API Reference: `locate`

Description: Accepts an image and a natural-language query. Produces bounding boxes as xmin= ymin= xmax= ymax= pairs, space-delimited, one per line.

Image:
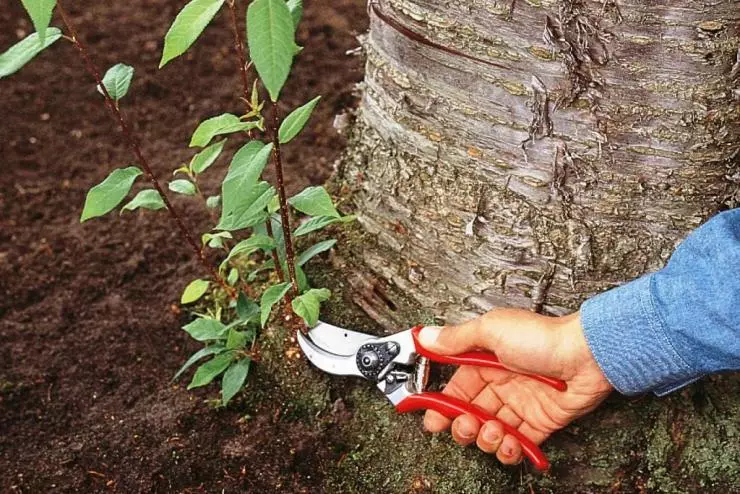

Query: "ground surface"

xmin=1 ymin=0 xmax=367 ymax=492
xmin=3 ymin=2 xmax=740 ymax=493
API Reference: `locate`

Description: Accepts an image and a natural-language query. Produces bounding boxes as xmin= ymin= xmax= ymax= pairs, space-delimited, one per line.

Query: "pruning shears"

xmin=297 ymin=322 xmax=567 ymax=471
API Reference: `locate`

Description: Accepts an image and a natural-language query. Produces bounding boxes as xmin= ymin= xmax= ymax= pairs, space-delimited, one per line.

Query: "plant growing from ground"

xmin=2 ymin=0 xmax=353 ymax=406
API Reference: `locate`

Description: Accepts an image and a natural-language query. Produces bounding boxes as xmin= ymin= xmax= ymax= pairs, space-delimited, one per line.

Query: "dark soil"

xmin=0 ymin=1 xmax=367 ymax=492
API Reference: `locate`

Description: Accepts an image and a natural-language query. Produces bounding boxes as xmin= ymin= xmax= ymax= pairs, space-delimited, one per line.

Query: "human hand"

xmin=421 ymin=308 xmax=612 ymax=465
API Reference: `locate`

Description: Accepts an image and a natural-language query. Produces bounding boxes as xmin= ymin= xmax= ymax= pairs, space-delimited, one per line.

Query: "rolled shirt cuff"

xmin=580 ymin=275 xmax=700 ymax=396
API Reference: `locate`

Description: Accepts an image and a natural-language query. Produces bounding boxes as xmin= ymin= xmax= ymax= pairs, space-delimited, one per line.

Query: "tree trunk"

xmin=334 ymin=0 xmax=739 ymax=490
xmin=340 ymin=0 xmax=738 ymax=324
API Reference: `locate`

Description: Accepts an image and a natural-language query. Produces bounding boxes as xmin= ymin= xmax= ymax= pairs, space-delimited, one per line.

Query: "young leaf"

xmin=295 ymin=264 xmax=309 ymax=293
xmin=97 ymin=63 xmax=135 ymax=101
xmin=221 ymin=358 xmax=250 ymax=405
xmin=222 ymin=233 xmax=275 ymax=267
xmin=187 ymin=351 xmax=234 ymax=389
xmin=203 ymin=231 xmax=232 ymax=249
xmin=190 ymin=113 xmax=258 ymax=148
xmin=286 ymin=0 xmax=303 ymax=28
xmin=291 ymin=288 xmax=331 ymax=327
xmin=160 ymin=0 xmax=226 ymax=68
xmin=80 ymin=166 xmax=142 ymax=222
xmin=227 ymin=267 xmax=239 ymax=285
xmin=260 ymin=282 xmax=291 ymax=327
xmin=225 ymin=329 xmax=248 ymax=350
xmin=0 ymin=28 xmax=62 ymax=79
xmin=289 ymin=186 xmax=339 ymax=218
xmin=278 ymin=96 xmax=320 ymax=144
xmin=237 ymin=293 xmax=260 ymax=322
xmin=121 ymin=189 xmax=165 ymax=212
xmin=169 ymin=179 xmax=197 ymax=196
xmin=20 ymin=0 xmax=56 ymax=44
xmin=297 ymin=239 xmax=336 ymax=266
xmin=268 ymin=194 xmax=280 ymax=213
xmin=182 ymin=317 xmax=228 ymax=341
xmin=218 ymin=184 xmax=273 ymax=232
xmin=246 ymin=0 xmax=296 ymax=102
xmin=173 ymin=344 xmax=226 ymax=381
xmin=206 ymin=195 xmax=221 ymax=209
xmin=181 ymin=279 xmax=210 ymax=304
xmin=293 ymin=215 xmax=339 ymax=236
xmin=188 ymin=139 xmax=225 ymax=175
xmin=218 ymin=142 xmax=274 ymax=229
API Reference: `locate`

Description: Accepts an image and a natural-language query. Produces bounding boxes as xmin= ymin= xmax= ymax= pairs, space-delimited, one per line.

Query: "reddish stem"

xmin=57 ymin=2 xmax=236 ymax=299
xmin=226 ymin=0 xmax=285 ymax=283
xmin=270 ymin=103 xmax=299 ymax=296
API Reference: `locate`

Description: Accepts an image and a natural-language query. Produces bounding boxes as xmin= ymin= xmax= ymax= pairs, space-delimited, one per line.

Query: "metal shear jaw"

xmin=296 ymin=324 xmax=426 ymax=405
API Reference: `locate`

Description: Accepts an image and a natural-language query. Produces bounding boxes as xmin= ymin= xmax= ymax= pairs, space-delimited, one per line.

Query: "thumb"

xmin=417 ymin=309 xmax=567 ymax=377
xmin=417 ymin=317 xmax=495 ymax=356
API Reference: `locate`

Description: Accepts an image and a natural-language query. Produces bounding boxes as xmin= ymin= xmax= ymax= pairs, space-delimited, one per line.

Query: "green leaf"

xmin=294 ymin=214 xmax=354 ymax=236
xmin=286 ymin=0 xmax=303 ymax=28
xmin=222 ymin=233 xmax=275 ymax=268
xmin=190 ymin=139 xmax=226 ymax=174
xmin=295 ymin=264 xmax=309 ymax=292
xmin=181 ymin=279 xmax=210 ymax=304
xmin=217 ymin=142 xmax=274 ymax=230
xmin=237 ymin=293 xmax=260 ymax=322
xmin=225 ymin=329 xmax=248 ymax=350
xmin=297 ymin=239 xmax=336 ymax=266
xmin=289 ymin=186 xmax=339 ymax=218
xmin=202 ymin=231 xmax=232 ymax=249
xmin=293 ymin=215 xmax=338 ymax=236
xmin=246 ymin=0 xmax=296 ymax=102
xmin=279 ymin=96 xmax=320 ymax=144
xmin=121 ymin=189 xmax=165 ymax=212
xmin=0 ymin=28 xmax=62 ymax=79
xmin=173 ymin=344 xmax=226 ymax=381
xmin=206 ymin=195 xmax=221 ymax=209
xmin=169 ymin=179 xmax=197 ymax=196
xmin=268 ymin=194 xmax=280 ymax=213
xmin=187 ymin=351 xmax=234 ymax=389
xmin=20 ymin=0 xmax=56 ymax=44
xmin=190 ymin=113 xmax=258 ymax=148
xmin=97 ymin=63 xmax=135 ymax=101
xmin=80 ymin=166 xmax=142 ymax=222
xmin=182 ymin=317 xmax=228 ymax=341
xmin=260 ymin=282 xmax=291 ymax=327
xmin=221 ymin=358 xmax=250 ymax=405
xmin=160 ymin=0 xmax=226 ymax=68
xmin=291 ymin=288 xmax=330 ymax=327
xmin=227 ymin=267 xmax=239 ymax=285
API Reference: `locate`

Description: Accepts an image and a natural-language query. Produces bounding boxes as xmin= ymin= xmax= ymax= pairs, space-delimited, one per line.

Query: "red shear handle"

xmin=396 ymin=392 xmax=550 ymax=471
xmin=411 ymin=326 xmax=567 ymax=392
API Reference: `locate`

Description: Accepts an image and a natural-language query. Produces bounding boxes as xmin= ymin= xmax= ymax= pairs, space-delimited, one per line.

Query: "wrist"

xmin=556 ymin=312 xmax=613 ymax=391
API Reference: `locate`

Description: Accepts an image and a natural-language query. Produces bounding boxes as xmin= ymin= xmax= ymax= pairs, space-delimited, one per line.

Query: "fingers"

xmin=450 ymin=414 xmax=480 ymax=446
xmin=424 ymin=366 xmax=487 ymax=433
xmin=496 ymin=434 xmax=523 ymax=465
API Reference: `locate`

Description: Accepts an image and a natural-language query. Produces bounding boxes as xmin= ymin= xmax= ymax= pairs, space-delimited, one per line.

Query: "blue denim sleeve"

xmin=580 ymin=208 xmax=740 ymax=396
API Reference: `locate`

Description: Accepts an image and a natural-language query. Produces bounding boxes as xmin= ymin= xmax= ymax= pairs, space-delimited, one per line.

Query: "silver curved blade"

xmin=307 ymin=321 xmax=374 ymax=356
xmin=297 ymin=331 xmax=364 ymax=378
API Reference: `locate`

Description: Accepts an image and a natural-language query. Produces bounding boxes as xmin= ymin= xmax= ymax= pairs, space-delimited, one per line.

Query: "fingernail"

xmin=418 ymin=326 xmax=442 ymax=347
xmin=482 ymin=426 xmax=499 ymax=444
xmin=456 ymin=424 xmax=475 ymax=440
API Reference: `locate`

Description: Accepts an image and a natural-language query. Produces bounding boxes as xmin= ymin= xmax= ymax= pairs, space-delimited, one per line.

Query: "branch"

xmin=57 ymin=1 xmax=236 ymax=299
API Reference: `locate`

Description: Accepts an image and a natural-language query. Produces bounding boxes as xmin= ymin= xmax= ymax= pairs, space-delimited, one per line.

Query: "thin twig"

xmin=270 ymin=103 xmax=299 ymax=296
xmin=226 ymin=0 xmax=285 ymax=283
xmin=57 ymin=1 xmax=236 ymax=299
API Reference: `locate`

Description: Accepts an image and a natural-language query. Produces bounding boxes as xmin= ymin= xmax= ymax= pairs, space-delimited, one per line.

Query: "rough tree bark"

xmin=333 ymin=0 xmax=739 ymax=490
xmin=340 ymin=0 xmax=738 ymax=324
